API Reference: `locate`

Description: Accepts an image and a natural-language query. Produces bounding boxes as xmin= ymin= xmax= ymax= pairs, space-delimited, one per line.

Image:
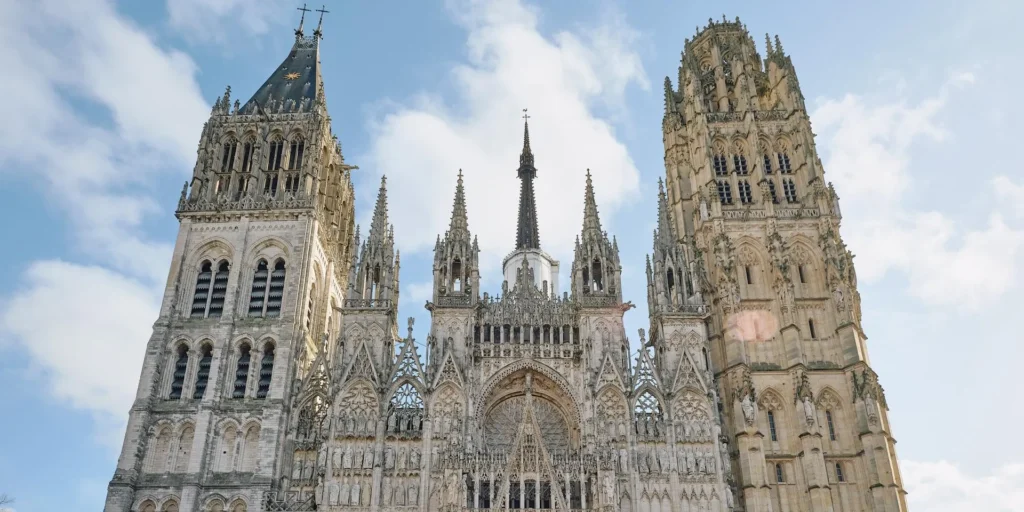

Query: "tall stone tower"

xmin=103 ymin=14 xmax=357 ymax=512
xmin=661 ymin=17 xmax=907 ymax=511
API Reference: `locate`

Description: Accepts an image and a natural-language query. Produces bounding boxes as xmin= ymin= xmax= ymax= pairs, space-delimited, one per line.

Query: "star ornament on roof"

xmin=284 ymin=72 xmax=301 ymax=80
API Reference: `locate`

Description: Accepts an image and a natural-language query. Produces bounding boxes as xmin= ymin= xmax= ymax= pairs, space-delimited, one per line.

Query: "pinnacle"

xmin=655 ymin=178 xmax=677 ymax=247
xmin=581 ymin=169 xmax=603 ymax=238
xmin=448 ymin=169 xmax=470 ymax=239
xmin=519 ymin=115 xmax=535 ymax=170
xmin=368 ymin=175 xmax=390 ymax=243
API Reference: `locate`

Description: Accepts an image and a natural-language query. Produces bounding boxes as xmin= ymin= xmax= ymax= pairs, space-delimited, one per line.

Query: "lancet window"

xmin=248 ymin=259 xmax=285 ymax=317
xmin=169 ymin=344 xmax=189 ymax=400
xmin=221 ymin=139 xmax=237 ymax=171
xmin=738 ymin=180 xmax=753 ymax=204
xmin=233 ymin=343 xmax=251 ymax=398
xmin=288 ymin=139 xmax=305 ymax=170
xmin=191 ymin=260 xmax=229 ymax=318
xmin=716 ymin=180 xmax=733 ymax=204
xmin=192 ymin=344 xmax=212 ymax=399
xmin=713 ymin=153 xmax=729 ymax=176
xmin=256 ymin=343 xmax=274 ymax=399
xmin=783 ymin=178 xmax=798 ymax=203
xmin=634 ymin=391 xmax=663 ymax=438
xmin=268 ymin=138 xmax=284 ymax=171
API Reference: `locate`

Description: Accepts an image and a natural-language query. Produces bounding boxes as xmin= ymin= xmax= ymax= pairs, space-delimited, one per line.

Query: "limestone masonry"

xmin=105 ymin=15 xmax=907 ymax=512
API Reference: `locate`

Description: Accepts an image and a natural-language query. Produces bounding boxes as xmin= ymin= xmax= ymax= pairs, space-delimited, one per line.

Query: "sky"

xmin=0 ymin=0 xmax=1021 ymax=510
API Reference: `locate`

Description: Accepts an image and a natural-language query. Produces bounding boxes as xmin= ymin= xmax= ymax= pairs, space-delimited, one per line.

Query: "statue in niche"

xmin=314 ymin=474 xmax=325 ymax=505
xmin=409 ymin=482 xmax=419 ymax=505
xmin=411 ymin=448 xmax=421 ymax=468
xmin=332 ymin=448 xmax=342 ymax=475
xmin=350 ymin=483 xmax=360 ymax=505
xmin=740 ymin=394 xmax=756 ymax=426
xmin=291 ymin=457 xmax=302 ymax=480
xmin=340 ymin=483 xmax=349 ymax=505
xmin=317 ymin=444 xmax=328 ymax=475
xmin=619 ymin=449 xmax=629 ymax=472
xmin=382 ymin=478 xmax=392 ymax=505
xmin=385 ymin=447 xmax=395 ymax=469
xmin=303 ymin=455 xmax=315 ymax=481
xmin=602 ymin=473 xmax=616 ymax=505
xmin=398 ymin=447 xmax=407 ymax=469
xmin=363 ymin=449 xmax=374 ymax=468
xmin=328 ymin=482 xmax=340 ymax=505
xmin=342 ymin=448 xmax=352 ymax=468
xmin=685 ymin=450 xmax=696 ymax=475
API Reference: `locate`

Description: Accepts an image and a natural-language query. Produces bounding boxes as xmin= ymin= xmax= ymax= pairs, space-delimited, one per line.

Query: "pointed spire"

xmin=448 ymin=169 xmax=469 ymax=238
xmin=656 ymin=178 xmax=677 ymax=246
xmin=369 ymin=175 xmax=390 ymax=242
xmin=774 ymin=34 xmax=784 ymax=54
xmin=515 ymin=110 xmax=540 ymax=250
xmin=765 ymin=33 xmax=773 ymax=56
xmin=581 ymin=169 xmax=603 ymax=238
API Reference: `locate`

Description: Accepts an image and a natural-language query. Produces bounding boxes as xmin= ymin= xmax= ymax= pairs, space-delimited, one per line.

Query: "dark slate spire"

xmin=515 ymin=112 xmax=540 ymax=250
xmin=369 ymin=175 xmax=390 ymax=243
xmin=448 ymin=169 xmax=470 ymax=239
xmin=241 ymin=9 xmax=324 ymax=114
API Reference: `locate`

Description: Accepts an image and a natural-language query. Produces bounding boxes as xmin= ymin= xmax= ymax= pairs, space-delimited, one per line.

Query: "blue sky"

xmin=1 ymin=0 xmax=1022 ymax=510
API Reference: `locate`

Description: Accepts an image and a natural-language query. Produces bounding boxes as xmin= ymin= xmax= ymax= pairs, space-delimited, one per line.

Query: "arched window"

xmin=140 ymin=500 xmax=157 ymax=512
xmin=192 ymin=260 xmax=229 ymax=318
xmin=169 ymin=344 xmax=189 ymax=400
xmin=192 ymin=344 xmax=212 ymax=399
xmin=762 ymin=154 xmax=773 ymax=174
xmin=451 ymin=258 xmax=462 ymax=292
xmin=767 ymin=410 xmax=778 ymax=442
xmin=738 ymin=180 xmax=753 ymax=204
xmin=371 ymin=265 xmax=382 ymax=300
xmin=783 ymin=178 xmax=797 ymax=203
xmin=713 ymin=153 xmax=728 ymax=176
xmin=190 ymin=261 xmax=213 ymax=317
xmin=207 ymin=500 xmax=225 ymax=512
xmin=826 ymin=410 xmax=837 ymax=441
xmin=798 ymin=264 xmax=806 ymax=284
xmin=217 ymin=424 xmax=238 ymax=472
xmin=162 ymin=500 xmax=180 ymax=512
xmin=582 ymin=267 xmax=590 ymax=290
xmin=173 ymin=426 xmax=194 ymax=473
xmin=777 ymin=152 xmax=792 ymax=174
xmin=240 ymin=140 xmax=254 ymax=173
xmin=288 ymin=139 xmax=305 ymax=170
xmin=233 ymin=344 xmax=251 ymax=399
xmin=744 ymin=265 xmax=753 ymax=285
xmin=591 ymin=258 xmax=603 ymax=291
xmin=733 ymin=154 xmax=748 ymax=175
xmin=775 ymin=463 xmax=785 ymax=483
xmin=388 ymin=383 xmax=425 ymax=433
xmin=263 ymin=173 xmax=278 ymax=196
xmin=257 ymin=343 xmax=274 ymax=399
xmin=634 ymin=391 xmax=663 ymax=437
xmin=716 ymin=180 xmax=733 ymax=204
xmin=249 ymin=259 xmax=286 ymax=317
xmin=221 ymin=139 xmax=237 ymax=171
xmin=229 ymin=499 xmax=247 ymax=512
xmin=808 ymin=319 xmax=817 ymax=339
xmin=835 ymin=462 xmax=845 ymax=482
xmin=268 ymin=138 xmax=284 ymax=170
xmin=702 ymin=347 xmax=710 ymax=370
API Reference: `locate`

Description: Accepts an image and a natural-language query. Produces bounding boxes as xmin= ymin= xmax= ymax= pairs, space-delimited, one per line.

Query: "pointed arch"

xmin=335 ymin=379 xmax=379 ymax=437
xmin=239 ymin=422 xmax=261 ymax=472
xmin=214 ymin=419 xmax=240 ymax=472
xmin=173 ymin=423 xmax=195 ymax=472
xmin=145 ymin=423 xmax=173 ymax=473
xmin=387 ymin=380 xmax=425 ymax=434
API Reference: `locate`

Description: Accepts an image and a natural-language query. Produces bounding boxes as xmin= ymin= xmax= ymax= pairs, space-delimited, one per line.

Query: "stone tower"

xmin=103 ymin=14 xmax=357 ymax=512
xmin=661 ymin=17 xmax=908 ymax=511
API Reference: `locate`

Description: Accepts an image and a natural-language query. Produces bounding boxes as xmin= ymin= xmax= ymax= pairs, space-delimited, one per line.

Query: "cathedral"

xmin=104 ymin=13 xmax=907 ymax=512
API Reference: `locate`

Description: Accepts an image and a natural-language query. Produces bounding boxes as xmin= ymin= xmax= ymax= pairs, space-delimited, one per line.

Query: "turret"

xmin=433 ymin=170 xmax=480 ymax=304
xmin=571 ymin=170 xmax=622 ymax=305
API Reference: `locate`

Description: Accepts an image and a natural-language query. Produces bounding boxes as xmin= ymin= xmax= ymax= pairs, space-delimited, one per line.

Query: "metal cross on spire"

xmin=314 ymin=5 xmax=330 ymax=37
xmin=522 ymin=108 xmax=530 ymax=121
xmin=295 ymin=4 xmax=310 ymax=35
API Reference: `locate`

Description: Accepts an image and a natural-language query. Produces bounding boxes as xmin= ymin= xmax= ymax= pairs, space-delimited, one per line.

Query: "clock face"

xmin=284 ymin=72 xmax=301 ymax=80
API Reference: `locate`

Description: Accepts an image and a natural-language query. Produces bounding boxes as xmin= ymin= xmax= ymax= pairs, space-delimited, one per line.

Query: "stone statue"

xmin=329 ymin=482 xmax=340 ymax=505
xmin=385 ymin=447 xmax=395 ymax=469
xmin=802 ymin=396 xmax=816 ymax=426
xmin=332 ymin=448 xmax=342 ymax=475
xmin=317 ymin=444 xmax=328 ymax=474
xmin=602 ymin=473 xmax=615 ymax=504
xmin=740 ymin=394 xmax=756 ymax=426
xmin=314 ymin=474 xmax=325 ymax=505
xmin=342 ymin=448 xmax=352 ymax=468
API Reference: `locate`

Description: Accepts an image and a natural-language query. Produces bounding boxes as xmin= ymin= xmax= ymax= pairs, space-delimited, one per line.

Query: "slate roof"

xmin=242 ymin=35 xmax=322 ymax=113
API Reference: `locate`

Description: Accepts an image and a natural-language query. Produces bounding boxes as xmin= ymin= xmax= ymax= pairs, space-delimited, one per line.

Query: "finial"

xmin=407 ymin=317 xmax=415 ymax=338
xmin=295 ymin=4 xmax=310 ymax=36
xmin=314 ymin=5 xmax=329 ymax=38
xmin=638 ymin=328 xmax=646 ymax=345
xmin=774 ymin=35 xmax=784 ymax=54
xmin=765 ymin=34 xmax=772 ymax=55
xmin=722 ymin=14 xmax=727 ymax=22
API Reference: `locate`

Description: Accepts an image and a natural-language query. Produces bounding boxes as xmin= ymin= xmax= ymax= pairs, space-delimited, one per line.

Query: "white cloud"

xmin=994 ymin=175 xmax=1024 ymax=219
xmin=166 ymin=0 xmax=283 ymax=42
xmin=0 ymin=0 xmax=206 ymax=429
xmin=904 ymin=459 xmax=1024 ymax=512
xmin=404 ymin=281 xmax=435 ymax=306
xmin=812 ymin=74 xmax=1024 ymax=308
xmin=362 ymin=0 xmax=647 ymax=282
xmin=1 ymin=261 xmax=159 ymax=420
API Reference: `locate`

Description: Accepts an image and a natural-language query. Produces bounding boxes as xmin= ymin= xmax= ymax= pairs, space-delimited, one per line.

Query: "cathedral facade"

xmin=105 ymin=15 xmax=906 ymax=512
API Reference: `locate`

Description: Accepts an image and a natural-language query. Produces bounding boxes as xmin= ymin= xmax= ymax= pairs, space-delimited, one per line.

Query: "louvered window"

xmin=267 ymin=260 xmax=286 ymax=317
xmin=233 ymin=344 xmax=251 ymax=399
xmin=268 ymin=140 xmax=284 ymax=170
xmin=716 ymin=180 xmax=733 ymax=204
xmin=208 ymin=261 xmax=229 ymax=317
xmin=713 ymin=154 xmax=728 ymax=176
xmin=257 ymin=345 xmax=275 ymax=399
xmin=248 ymin=260 xmax=269 ymax=317
xmin=192 ymin=345 xmax=212 ymax=399
xmin=734 ymin=154 xmax=749 ymax=175
xmin=783 ymin=178 xmax=798 ymax=203
xmin=288 ymin=140 xmax=305 ymax=170
xmin=190 ymin=261 xmax=212 ymax=318
xmin=169 ymin=345 xmax=188 ymax=399
xmin=738 ymin=180 xmax=753 ymax=204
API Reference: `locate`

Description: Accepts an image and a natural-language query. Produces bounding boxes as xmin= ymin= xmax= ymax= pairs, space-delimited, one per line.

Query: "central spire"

xmin=515 ymin=110 xmax=540 ymax=250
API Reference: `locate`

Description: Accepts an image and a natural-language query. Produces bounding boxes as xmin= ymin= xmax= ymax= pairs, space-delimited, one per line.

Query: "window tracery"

xmin=387 ymin=382 xmax=424 ymax=434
